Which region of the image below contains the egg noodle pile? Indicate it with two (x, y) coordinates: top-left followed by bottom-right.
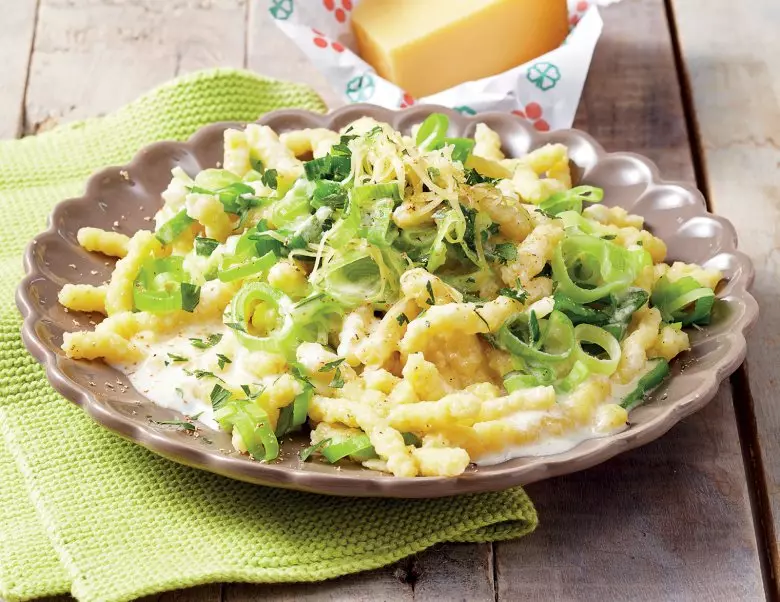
(59, 115), (722, 477)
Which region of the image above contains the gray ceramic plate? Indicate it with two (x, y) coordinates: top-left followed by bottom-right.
(16, 105), (758, 498)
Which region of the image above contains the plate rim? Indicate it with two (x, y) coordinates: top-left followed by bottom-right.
(15, 104), (759, 498)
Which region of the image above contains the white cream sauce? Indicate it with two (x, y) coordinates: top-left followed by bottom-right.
(475, 375), (645, 466)
(115, 317), (653, 466)
(112, 323), (269, 430)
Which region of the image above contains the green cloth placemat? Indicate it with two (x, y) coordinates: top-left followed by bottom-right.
(0, 69), (537, 602)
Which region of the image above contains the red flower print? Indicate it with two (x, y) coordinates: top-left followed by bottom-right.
(570, 1), (590, 26)
(323, 0), (352, 23)
(512, 103), (550, 132)
(312, 28), (345, 53)
(399, 92), (415, 109)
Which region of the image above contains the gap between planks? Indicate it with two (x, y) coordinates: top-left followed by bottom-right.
(0, 0), (40, 139)
(19, 0), (42, 139)
(664, 0), (779, 598)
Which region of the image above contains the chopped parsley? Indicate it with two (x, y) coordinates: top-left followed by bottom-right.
(529, 310), (541, 346)
(210, 383), (232, 411)
(261, 168), (278, 190)
(300, 439), (331, 462)
(195, 236), (219, 256)
(240, 384), (263, 400)
(181, 283), (201, 313)
(318, 358), (346, 389)
(464, 167), (499, 186)
(535, 207), (556, 219)
(396, 312), (410, 326)
(167, 353), (189, 363)
(483, 222), (500, 242)
(190, 333), (222, 349)
(425, 281), (436, 305)
(601, 234), (617, 241)
(183, 368), (224, 382)
(216, 353), (232, 370)
(462, 292), (485, 303)
(462, 206), (479, 253)
(462, 206), (499, 256)
(499, 279), (529, 304)
(152, 419), (196, 432)
(290, 363), (314, 388)
(319, 358), (346, 372)
(490, 242), (517, 265)
(329, 368), (345, 389)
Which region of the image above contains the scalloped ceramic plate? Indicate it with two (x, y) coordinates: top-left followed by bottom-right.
(17, 105), (758, 498)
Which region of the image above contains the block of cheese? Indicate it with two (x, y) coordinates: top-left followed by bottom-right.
(351, 0), (569, 98)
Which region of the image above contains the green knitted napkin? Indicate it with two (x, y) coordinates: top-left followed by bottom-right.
(0, 69), (537, 602)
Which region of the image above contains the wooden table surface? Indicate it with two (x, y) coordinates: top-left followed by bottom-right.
(2, 0), (778, 600)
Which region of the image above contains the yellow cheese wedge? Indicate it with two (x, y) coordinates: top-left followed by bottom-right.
(351, 0), (569, 98)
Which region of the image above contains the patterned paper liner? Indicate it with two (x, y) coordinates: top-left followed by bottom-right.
(269, 0), (617, 129)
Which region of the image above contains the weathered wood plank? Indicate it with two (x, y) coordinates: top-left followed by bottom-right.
(23, 0), (247, 134)
(246, 0), (343, 109)
(496, 0), (765, 598)
(0, 0), (38, 139)
(670, 0), (780, 589)
(499, 391), (761, 600)
(410, 543), (495, 601)
(224, 543), (493, 601)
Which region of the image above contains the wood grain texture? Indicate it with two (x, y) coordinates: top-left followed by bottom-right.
(574, 0), (694, 179)
(670, 0), (780, 588)
(223, 544), (494, 600)
(496, 0), (765, 598)
(246, 0), (343, 109)
(23, 0), (247, 134)
(500, 391), (762, 600)
(409, 543), (495, 601)
(0, 0), (38, 139)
